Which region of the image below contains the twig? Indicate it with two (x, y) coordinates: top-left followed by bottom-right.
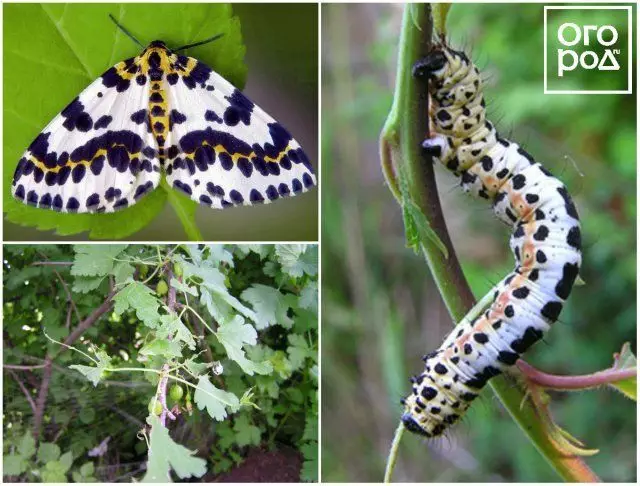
(7, 369), (37, 413)
(33, 290), (117, 440)
(36, 249), (82, 324)
(517, 360), (637, 390)
(3, 363), (48, 370)
(31, 261), (73, 266)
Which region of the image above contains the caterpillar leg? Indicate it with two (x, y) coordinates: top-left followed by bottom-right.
(421, 133), (448, 157)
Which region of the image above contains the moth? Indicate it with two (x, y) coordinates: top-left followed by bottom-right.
(11, 16), (316, 213)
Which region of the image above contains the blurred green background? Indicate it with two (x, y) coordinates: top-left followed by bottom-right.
(321, 3), (636, 482)
(4, 3), (318, 241)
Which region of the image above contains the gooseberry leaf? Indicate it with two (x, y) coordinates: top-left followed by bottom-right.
(193, 376), (240, 421)
(142, 415), (207, 482)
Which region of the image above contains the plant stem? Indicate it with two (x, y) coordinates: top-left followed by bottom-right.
(383, 421), (404, 483)
(380, 3), (599, 482)
(162, 179), (204, 241)
(517, 360), (637, 390)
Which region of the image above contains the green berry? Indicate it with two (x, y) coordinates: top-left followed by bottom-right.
(148, 399), (162, 416)
(156, 280), (168, 296)
(173, 263), (183, 278)
(169, 384), (184, 401)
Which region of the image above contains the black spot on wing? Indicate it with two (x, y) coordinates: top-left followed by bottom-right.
(61, 97), (93, 132)
(94, 115), (113, 130)
(223, 89), (255, 126)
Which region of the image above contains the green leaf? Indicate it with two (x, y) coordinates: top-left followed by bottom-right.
(233, 415), (261, 447)
(72, 462), (97, 484)
(71, 245), (128, 276)
(79, 407), (95, 424)
(42, 460), (68, 482)
(298, 281), (318, 314)
(302, 415), (318, 443)
(193, 376), (240, 421)
(79, 462), (95, 476)
(300, 442), (318, 482)
(3, 454), (26, 476)
(170, 278), (198, 297)
(287, 334), (314, 371)
(183, 357), (210, 377)
(142, 415), (207, 482)
(240, 284), (295, 329)
(112, 261), (135, 285)
(275, 245), (318, 278)
(113, 281), (161, 327)
(206, 245), (235, 267)
(180, 258), (257, 323)
(157, 314), (196, 350)
(404, 198), (448, 258)
(4, 4), (246, 240)
(140, 338), (183, 358)
(18, 432), (36, 458)
(72, 276), (105, 293)
(610, 342), (637, 400)
(215, 316), (272, 375)
(161, 179), (202, 241)
(58, 451), (74, 473)
(235, 244), (273, 259)
(69, 349), (112, 386)
(397, 163), (448, 258)
(37, 442), (61, 463)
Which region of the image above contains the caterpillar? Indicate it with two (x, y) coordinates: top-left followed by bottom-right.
(401, 44), (582, 438)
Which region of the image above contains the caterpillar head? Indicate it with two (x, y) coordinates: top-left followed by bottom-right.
(402, 355), (475, 438)
(413, 45), (479, 109)
(401, 374), (454, 438)
(412, 45), (470, 81)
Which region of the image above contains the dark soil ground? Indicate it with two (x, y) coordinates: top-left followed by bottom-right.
(207, 446), (303, 482)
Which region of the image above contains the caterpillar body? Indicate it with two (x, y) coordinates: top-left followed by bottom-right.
(401, 45), (582, 438)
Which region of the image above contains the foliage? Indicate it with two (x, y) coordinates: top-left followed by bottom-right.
(321, 3), (635, 482)
(3, 244), (318, 482)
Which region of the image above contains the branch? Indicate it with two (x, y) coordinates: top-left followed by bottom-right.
(31, 261), (73, 266)
(7, 369), (37, 413)
(3, 363), (47, 370)
(33, 290), (117, 440)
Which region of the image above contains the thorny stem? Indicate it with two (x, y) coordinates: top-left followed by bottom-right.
(381, 4), (599, 483)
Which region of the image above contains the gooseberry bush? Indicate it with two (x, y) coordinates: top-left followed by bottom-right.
(3, 244), (318, 482)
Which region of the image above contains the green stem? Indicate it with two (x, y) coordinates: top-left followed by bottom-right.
(162, 179), (204, 241)
(380, 4), (598, 483)
(383, 422), (404, 483)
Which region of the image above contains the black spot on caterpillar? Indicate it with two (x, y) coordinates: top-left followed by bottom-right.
(402, 43), (582, 438)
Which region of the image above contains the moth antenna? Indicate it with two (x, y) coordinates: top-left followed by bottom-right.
(174, 34), (225, 52)
(109, 14), (144, 49)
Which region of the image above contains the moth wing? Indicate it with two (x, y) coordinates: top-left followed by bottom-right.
(11, 61), (161, 213)
(164, 58), (316, 208)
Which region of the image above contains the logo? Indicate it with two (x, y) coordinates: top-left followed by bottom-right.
(544, 6), (632, 94)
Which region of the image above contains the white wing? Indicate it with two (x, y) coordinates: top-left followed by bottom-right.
(164, 57), (316, 208)
(11, 61), (160, 213)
